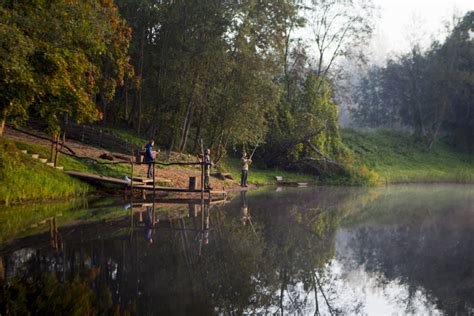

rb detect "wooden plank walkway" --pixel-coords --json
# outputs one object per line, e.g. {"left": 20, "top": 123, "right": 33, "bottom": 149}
{"left": 65, "top": 170, "right": 227, "bottom": 197}
{"left": 132, "top": 177, "right": 172, "bottom": 184}
{"left": 132, "top": 198, "right": 227, "bottom": 207}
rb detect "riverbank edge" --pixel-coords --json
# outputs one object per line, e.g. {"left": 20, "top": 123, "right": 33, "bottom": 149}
{"left": 342, "top": 128, "right": 474, "bottom": 185}
{"left": 2, "top": 127, "right": 474, "bottom": 205}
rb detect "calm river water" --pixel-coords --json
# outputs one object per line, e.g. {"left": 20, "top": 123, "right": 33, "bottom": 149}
{"left": 0, "top": 184, "right": 473, "bottom": 315}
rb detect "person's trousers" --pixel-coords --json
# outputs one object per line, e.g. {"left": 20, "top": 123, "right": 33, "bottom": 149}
{"left": 147, "top": 163, "right": 153, "bottom": 178}
{"left": 241, "top": 170, "right": 248, "bottom": 186}
{"left": 204, "top": 174, "right": 211, "bottom": 189}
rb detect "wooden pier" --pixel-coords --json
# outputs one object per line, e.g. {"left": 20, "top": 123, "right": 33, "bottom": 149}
{"left": 65, "top": 170, "right": 227, "bottom": 199}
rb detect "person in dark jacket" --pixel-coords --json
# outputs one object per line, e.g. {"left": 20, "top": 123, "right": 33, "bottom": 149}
{"left": 144, "top": 140, "right": 155, "bottom": 178}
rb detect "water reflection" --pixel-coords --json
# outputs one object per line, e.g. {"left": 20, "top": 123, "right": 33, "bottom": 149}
{"left": 338, "top": 185, "right": 474, "bottom": 315}
{"left": 0, "top": 185, "right": 472, "bottom": 315}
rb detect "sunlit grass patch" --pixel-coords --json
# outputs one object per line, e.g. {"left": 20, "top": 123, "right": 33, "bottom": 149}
{"left": 342, "top": 129, "right": 474, "bottom": 183}
{"left": 0, "top": 140, "right": 90, "bottom": 205}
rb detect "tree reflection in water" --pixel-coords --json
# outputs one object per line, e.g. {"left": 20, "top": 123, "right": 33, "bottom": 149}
{"left": 340, "top": 185, "right": 474, "bottom": 315}
{"left": 0, "top": 185, "right": 472, "bottom": 315}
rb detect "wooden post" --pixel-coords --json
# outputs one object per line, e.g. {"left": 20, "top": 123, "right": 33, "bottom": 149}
{"left": 49, "top": 218, "right": 54, "bottom": 247}
{"left": 189, "top": 177, "right": 196, "bottom": 190}
{"left": 130, "top": 161, "right": 134, "bottom": 196}
{"left": 0, "top": 256, "right": 4, "bottom": 282}
{"left": 152, "top": 161, "right": 156, "bottom": 215}
{"left": 153, "top": 161, "right": 156, "bottom": 198}
{"left": 54, "top": 134, "right": 59, "bottom": 167}
{"left": 200, "top": 139, "right": 204, "bottom": 201}
{"left": 188, "top": 203, "right": 196, "bottom": 217}
{"left": 50, "top": 137, "right": 55, "bottom": 162}
{"left": 53, "top": 217, "right": 58, "bottom": 250}
{"left": 55, "top": 132, "right": 64, "bottom": 167}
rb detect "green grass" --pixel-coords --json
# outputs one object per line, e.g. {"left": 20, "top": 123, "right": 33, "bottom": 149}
{"left": 0, "top": 137, "right": 142, "bottom": 205}
{"left": 342, "top": 129, "right": 474, "bottom": 183}
{"left": 0, "top": 140, "right": 90, "bottom": 205}
{"left": 220, "top": 158, "right": 315, "bottom": 185}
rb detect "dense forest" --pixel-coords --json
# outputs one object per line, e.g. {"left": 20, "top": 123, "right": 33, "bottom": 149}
{"left": 0, "top": 1, "right": 471, "bottom": 182}
{"left": 351, "top": 11, "right": 473, "bottom": 151}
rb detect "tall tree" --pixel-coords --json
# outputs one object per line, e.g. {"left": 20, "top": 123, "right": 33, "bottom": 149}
{"left": 305, "top": 0, "right": 375, "bottom": 84}
{"left": 0, "top": 0, "right": 132, "bottom": 136}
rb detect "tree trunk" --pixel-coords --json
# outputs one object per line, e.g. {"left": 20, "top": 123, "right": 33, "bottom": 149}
{"left": 0, "top": 109, "right": 7, "bottom": 137}
{"left": 0, "top": 119, "right": 5, "bottom": 137}
{"left": 135, "top": 27, "right": 146, "bottom": 133}
{"left": 178, "top": 74, "right": 199, "bottom": 153}
{"left": 192, "top": 108, "right": 204, "bottom": 153}
{"left": 280, "top": 268, "right": 287, "bottom": 314}
{"left": 179, "top": 100, "right": 194, "bottom": 153}
{"left": 124, "top": 83, "right": 129, "bottom": 121}
{"left": 284, "top": 22, "right": 293, "bottom": 103}
{"left": 100, "top": 92, "right": 107, "bottom": 123}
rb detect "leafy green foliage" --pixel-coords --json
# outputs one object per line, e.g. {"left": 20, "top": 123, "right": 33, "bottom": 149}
{"left": 0, "top": 0, "right": 132, "bottom": 135}
{"left": 113, "top": 0, "right": 300, "bottom": 158}
{"left": 0, "top": 0, "right": 383, "bottom": 186}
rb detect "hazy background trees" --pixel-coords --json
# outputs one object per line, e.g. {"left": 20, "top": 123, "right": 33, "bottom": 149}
{"left": 351, "top": 11, "right": 473, "bottom": 151}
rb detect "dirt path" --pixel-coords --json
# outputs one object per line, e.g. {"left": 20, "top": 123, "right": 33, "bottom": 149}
{"left": 4, "top": 127, "right": 239, "bottom": 190}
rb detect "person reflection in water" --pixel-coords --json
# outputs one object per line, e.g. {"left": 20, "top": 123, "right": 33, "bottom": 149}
{"left": 144, "top": 206, "right": 155, "bottom": 243}
{"left": 203, "top": 213, "right": 210, "bottom": 245}
{"left": 240, "top": 190, "right": 250, "bottom": 226}
{"left": 198, "top": 206, "right": 210, "bottom": 255}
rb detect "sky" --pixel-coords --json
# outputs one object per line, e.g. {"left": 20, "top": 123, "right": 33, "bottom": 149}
{"left": 369, "top": 0, "right": 473, "bottom": 64}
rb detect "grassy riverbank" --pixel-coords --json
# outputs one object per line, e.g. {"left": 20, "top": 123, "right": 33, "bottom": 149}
{"left": 0, "top": 140, "right": 90, "bottom": 205}
{"left": 342, "top": 129, "right": 474, "bottom": 183}
{"left": 2, "top": 127, "right": 472, "bottom": 205}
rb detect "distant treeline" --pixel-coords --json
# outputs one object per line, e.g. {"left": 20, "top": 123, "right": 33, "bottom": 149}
{"left": 2, "top": 0, "right": 377, "bottom": 182}
{"left": 351, "top": 12, "right": 473, "bottom": 151}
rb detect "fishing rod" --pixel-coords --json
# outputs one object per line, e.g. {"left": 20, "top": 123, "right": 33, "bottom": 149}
{"left": 247, "top": 216, "right": 258, "bottom": 238}
{"left": 249, "top": 145, "right": 258, "bottom": 160}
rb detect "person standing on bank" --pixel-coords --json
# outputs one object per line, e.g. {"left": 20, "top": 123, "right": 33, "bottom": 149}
{"left": 203, "top": 148, "right": 214, "bottom": 190}
{"left": 241, "top": 151, "right": 252, "bottom": 187}
{"left": 144, "top": 140, "right": 155, "bottom": 178}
